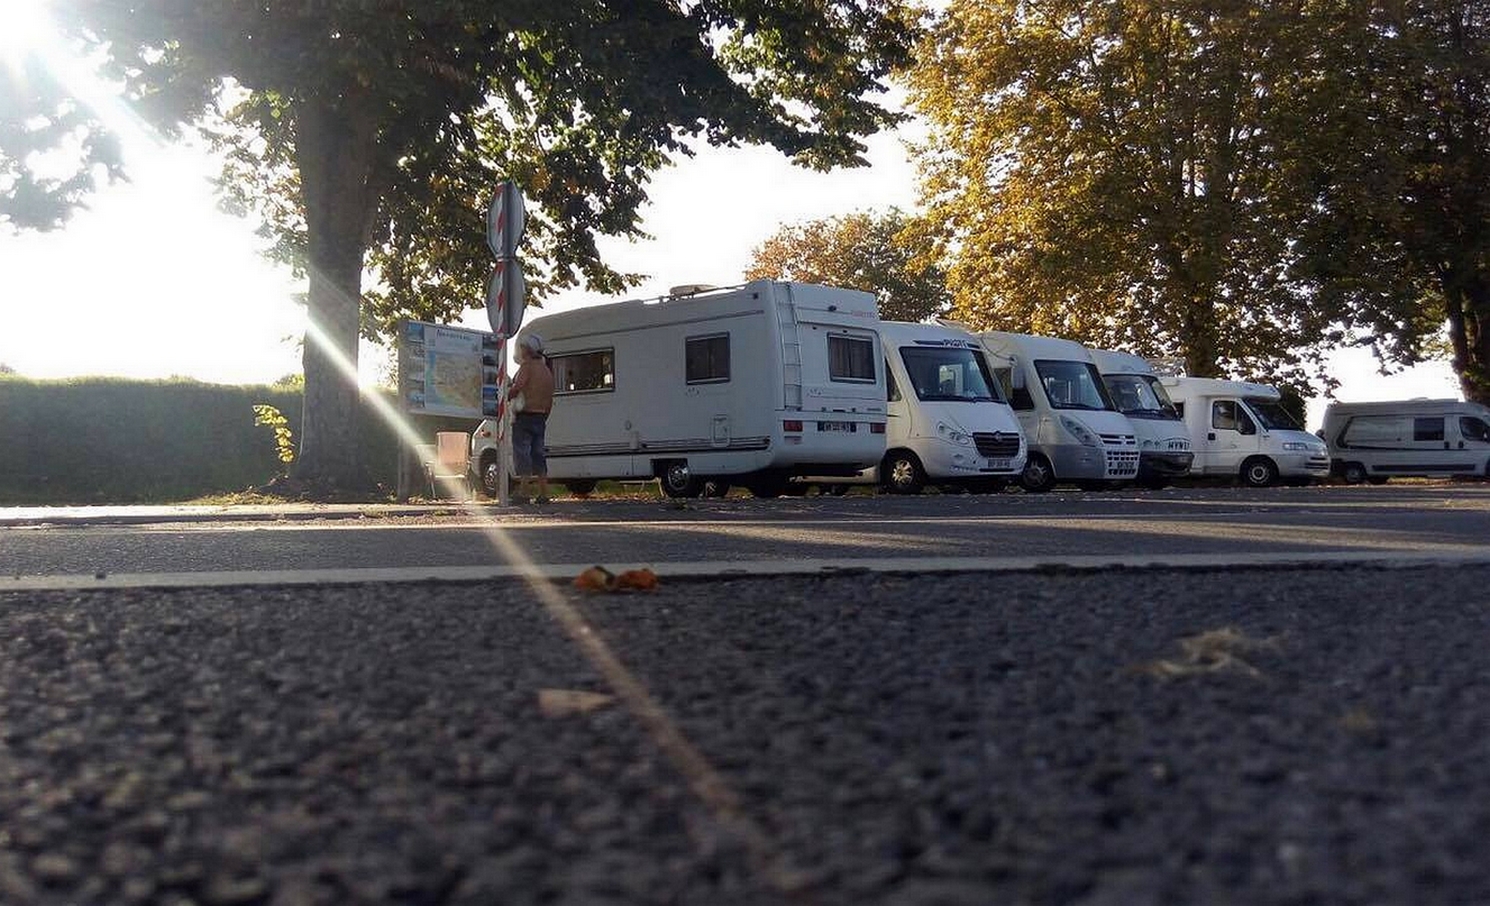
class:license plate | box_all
[985,458,1011,470]
[817,421,855,432]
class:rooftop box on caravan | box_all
[1321,398,1490,483]
[802,321,1027,494]
[974,331,1140,491]
[470,280,888,498]
[1159,376,1329,486]
[1088,348,1193,488]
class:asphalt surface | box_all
[2,564,1487,904]
[6,486,1490,577]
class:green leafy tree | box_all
[746,208,949,322]
[908,0,1340,387]
[3,1,919,494]
[1295,1,1490,403]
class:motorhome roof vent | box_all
[668,283,719,297]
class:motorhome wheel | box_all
[1340,462,1368,485]
[1240,456,1279,488]
[660,461,702,498]
[481,457,503,497]
[882,452,926,494]
[1019,454,1056,493]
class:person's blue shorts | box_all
[511,412,548,477]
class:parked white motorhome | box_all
[1159,377,1329,486]
[1321,399,1490,483]
[1088,349,1193,488]
[974,332,1140,491]
[470,280,888,498]
[802,321,1027,494]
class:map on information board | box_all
[400,321,502,418]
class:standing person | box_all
[506,333,555,503]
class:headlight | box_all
[1059,415,1098,446]
[937,422,972,445]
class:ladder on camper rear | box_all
[778,285,803,409]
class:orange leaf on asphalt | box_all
[573,565,615,591]
[613,568,659,591]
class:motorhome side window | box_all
[828,334,876,383]
[1212,400,1254,434]
[551,349,615,394]
[994,367,1034,410]
[1413,417,1445,442]
[1462,417,1490,444]
[886,361,902,402]
[685,334,730,384]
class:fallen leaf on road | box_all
[537,688,615,717]
[572,565,659,592]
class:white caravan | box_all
[1159,377,1329,486]
[803,321,1027,494]
[1321,399,1490,483]
[1088,348,1194,488]
[471,280,888,498]
[975,332,1140,491]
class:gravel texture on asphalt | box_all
[1,565,1488,905]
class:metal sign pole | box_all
[487,180,527,506]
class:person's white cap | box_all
[520,334,543,353]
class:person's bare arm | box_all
[507,362,529,401]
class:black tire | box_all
[564,479,597,498]
[1341,462,1368,485]
[1240,456,1279,488]
[480,454,504,497]
[881,451,926,494]
[1019,454,1056,493]
[660,461,702,498]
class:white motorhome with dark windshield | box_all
[1322,399,1490,483]
[1159,377,1329,487]
[975,332,1140,491]
[469,280,887,498]
[1088,348,1193,488]
[803,321,1026,494]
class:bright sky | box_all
[0,4,1460,429]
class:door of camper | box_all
[1195,397,1261,474]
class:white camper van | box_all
[975,332,1140,492]
[802,321,1027,494]
[1321,399,1490,483]
[1159,377,1329,487]
[1088,349,1193,488]
[470,280,888,498]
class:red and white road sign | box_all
[486,259,526,337]
[486,180,526,260]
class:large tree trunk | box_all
[1457,275,1490,405]
[289,94,383,496]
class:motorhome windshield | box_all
[1102,373,1180,420]
[1034,360,1115,411]
[898,346,1002,402]
[1245,398,1302,430]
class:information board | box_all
[399,321,502,419]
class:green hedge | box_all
[0,376,476,505]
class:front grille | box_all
[973,432,1021,458]
[1104,449,1140,478]
[1098,433,1138,447]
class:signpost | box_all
[486,180,528,506]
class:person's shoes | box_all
[535,495,551,504]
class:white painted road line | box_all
[8,549,1490,591]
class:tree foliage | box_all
[4,1,919,492]
[746,208,949,322]
[1295,1,1490,403]
[910,1,1348,386]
